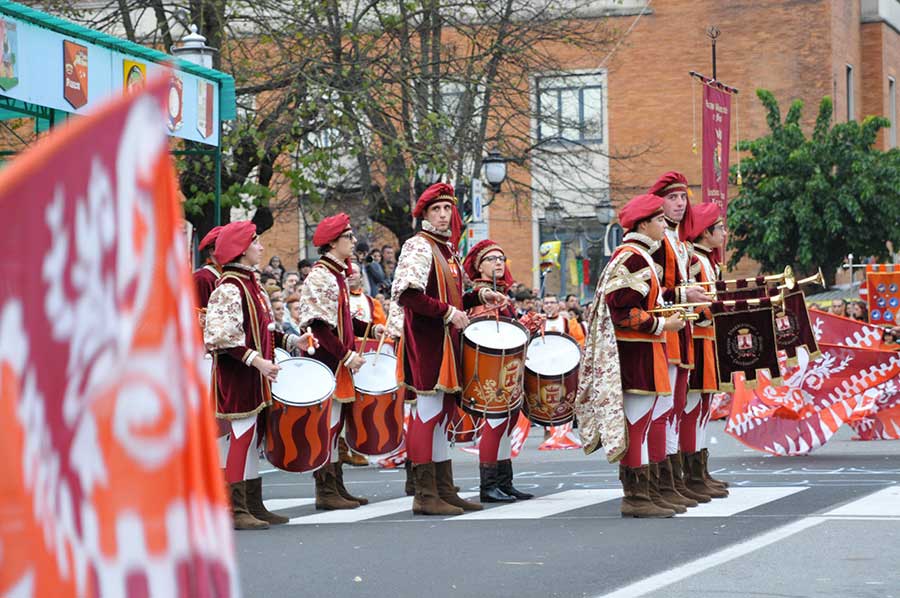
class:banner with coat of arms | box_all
[0,75,238,596]
[713,301,782,391]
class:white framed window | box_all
[536,73,605,144]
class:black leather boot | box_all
[479,463,516,503]
[497,459,534,500]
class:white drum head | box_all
[464,319,529,350]
[274,347,291,363]
[526,334,581,376]
[272,358,336,406]
[354,351,399,394]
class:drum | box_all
[523,332,581,426]
[274,347,291,363]
[265,357,335,473]
[346,341,404,456]
[460,316,529,418]
[447,405,480,445]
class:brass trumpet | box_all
[777,267,826,291]
[690,266,794,289]
[648,289,786,316]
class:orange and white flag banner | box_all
[0,75,238,597]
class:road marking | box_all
[822,486,900,517]
[451,489,622,521]
[594,517,825,598]
[264,498,315,511]
[286,493,478,525]
[678,487,808,518]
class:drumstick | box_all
[305,327,316,355]
[492,271,500,332]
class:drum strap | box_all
[420,233,463,309]
[218,272,271,404]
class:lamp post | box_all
[482,149,508,193]
[544,199,565,228]
[171,25,222,226]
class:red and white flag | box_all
[0,75,238,596]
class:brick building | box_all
[261,0,900,296]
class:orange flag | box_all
[0,75,238,596]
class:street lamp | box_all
[544,199,565,228]
[482,149,508,193]
[595,198,615,225]
[170,25,218,68]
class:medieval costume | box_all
[205,221,303,529]
[193,225,223,326]
[575,194,677,518]
[463,239,535,503]
[298,213,374,510]
[647,171,709,505]
[684,203,729,499]
[392,183,482,515]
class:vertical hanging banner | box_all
[866,264,900,325]
[702,83,732,217]
[62,39,88,109]
[0,75,238,596]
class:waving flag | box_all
[0,75,238,596]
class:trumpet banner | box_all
[0,76,238,596]
[713,302,782,391]
[774,289,820,365]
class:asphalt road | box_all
[235,421,900,598]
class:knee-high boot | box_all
[412,462,463,516]
[314,463,360,510]
[244,477,289,524]
[497,459,533,500]
[435,460,482,511]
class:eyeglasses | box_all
[712,224,728,233]
[339,232,357,241]
[482,255,506,263]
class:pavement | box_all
[235,421,900,598]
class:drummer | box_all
[463,239,536,503]
[204,221,314,530]
[193,225,222,329]
[298,213,384,510]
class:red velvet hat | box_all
[312,212,352,248]
[463,239,514,287]
[648,171,694,242]
[618,194,665,231]
[213,221,256,265]
[414,182,463,247]
[687,203,723,241]
[198,225,223,251]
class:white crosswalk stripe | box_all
[270,487,811,524]
[286,493,479,525]
[451,489,622,521]
[677,487,808,518]
[822,486,900,519]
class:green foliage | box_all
[727,89,900,282]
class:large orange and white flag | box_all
[0,75,238,596]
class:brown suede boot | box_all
[670,453,711,503]
[685,451,728,498]
[620,466,675,518]
[404,460,415,496]
[701,448,730,489]
[648,462,685,514]
[412,462,464,516]
[658,457,698,508]
[435,460,483,511]
[229,481,269,530]
[334,461,369,505]
[244,477,289,524]
[314,463,360,510]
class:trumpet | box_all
[777,267,826,291]
[690,266,794,289]
[648,289,786,316]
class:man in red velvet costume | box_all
[463,239,536,503]
[684,203,729,499]
[577,194,686,517]
[193,225,222,326]
[392,183,486,515]
[205,221,314,530]
[298,213,384,510]
[647,171,711,506]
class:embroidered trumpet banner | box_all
[726,344,900,455]
[0,76,238,596]
[712,302,782,391]
[774,290,820,365]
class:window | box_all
[890,77,896,148]
[536,73,605,144]
[846,64,855,121]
